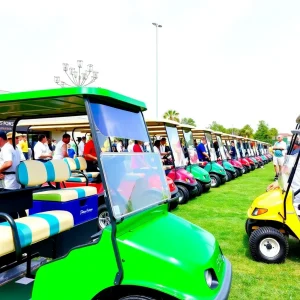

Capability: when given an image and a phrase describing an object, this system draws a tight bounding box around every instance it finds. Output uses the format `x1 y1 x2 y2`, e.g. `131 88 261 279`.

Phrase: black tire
202 183 211 193
177 184 189 204
195 182 203 197
210 174 222 188
225 170 233 181
98 204 110 230
119 296 156 300
250 164 255 171
221 176 226 184
249 227 289 263
245 219 252 236
168 197 179 211
235 168 243 177
243 166 250 174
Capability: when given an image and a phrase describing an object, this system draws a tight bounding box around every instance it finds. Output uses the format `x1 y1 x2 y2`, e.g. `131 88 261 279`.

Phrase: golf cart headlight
252 208 268 216
185 178 190 182
204 269 218 289
205 270 212 287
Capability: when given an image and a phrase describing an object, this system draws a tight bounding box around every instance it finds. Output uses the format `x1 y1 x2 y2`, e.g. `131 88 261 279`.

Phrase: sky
1 0 300 133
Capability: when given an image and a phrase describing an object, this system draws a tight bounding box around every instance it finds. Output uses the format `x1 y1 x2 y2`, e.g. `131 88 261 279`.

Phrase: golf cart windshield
205 133 217 161
165 125 186 167
216 136 226 159
90 102 150 149
278 155 298 191
238 141 246 157
234 140 241 159
101 152 170 219
182 128 199 164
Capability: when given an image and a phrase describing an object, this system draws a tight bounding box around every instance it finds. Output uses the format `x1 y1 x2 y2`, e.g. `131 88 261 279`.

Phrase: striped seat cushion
33 186 97 202
0 210 74 257
66 177 87 183
86 172 100 178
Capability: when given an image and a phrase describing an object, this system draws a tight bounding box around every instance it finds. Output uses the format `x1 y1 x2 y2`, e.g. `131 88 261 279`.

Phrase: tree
163 110 180 122
239 124 254 138
208 121 227 133
181 117 196 127
254 120 272 143
269 128 278 141
226 127 240 135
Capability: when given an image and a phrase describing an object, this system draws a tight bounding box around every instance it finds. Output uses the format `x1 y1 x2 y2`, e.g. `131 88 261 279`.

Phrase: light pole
152 22 162 119
54 60 99 87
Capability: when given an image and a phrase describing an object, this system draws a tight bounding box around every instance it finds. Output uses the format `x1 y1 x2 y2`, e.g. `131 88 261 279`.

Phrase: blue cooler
29 194 98 226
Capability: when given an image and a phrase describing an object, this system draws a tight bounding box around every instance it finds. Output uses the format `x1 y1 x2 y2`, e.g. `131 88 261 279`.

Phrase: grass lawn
174 163 300 300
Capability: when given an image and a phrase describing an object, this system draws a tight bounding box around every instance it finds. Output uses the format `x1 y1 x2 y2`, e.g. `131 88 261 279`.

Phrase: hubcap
259 238 280 258
211 177 217 187
178 190 184 202
98 211 110 229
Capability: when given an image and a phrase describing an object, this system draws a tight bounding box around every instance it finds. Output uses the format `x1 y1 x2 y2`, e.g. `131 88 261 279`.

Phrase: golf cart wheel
250 164 255 171
210 174 221 188
243 166 250 174
195 181 203 197
119 296 156 300
168 198 179 211
225 170 233 181
177 185 189 204
249 227 288 263
245 219 253 236
236 168 243 177
98 204 110 230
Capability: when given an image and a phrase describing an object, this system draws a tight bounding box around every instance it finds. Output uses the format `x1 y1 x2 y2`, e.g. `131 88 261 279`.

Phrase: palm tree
181 117 196 127
163 110 180 122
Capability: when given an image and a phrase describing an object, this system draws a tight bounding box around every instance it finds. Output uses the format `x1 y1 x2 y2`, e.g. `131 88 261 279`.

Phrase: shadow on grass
242 234 252 259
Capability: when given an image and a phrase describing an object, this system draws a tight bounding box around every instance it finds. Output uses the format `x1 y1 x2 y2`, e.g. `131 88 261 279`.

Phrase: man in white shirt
127 140 134 152
273 135 287 180
34 134 52 162
0 131 21 190
78 136 86 156
53 133 71 160
7 132 26 161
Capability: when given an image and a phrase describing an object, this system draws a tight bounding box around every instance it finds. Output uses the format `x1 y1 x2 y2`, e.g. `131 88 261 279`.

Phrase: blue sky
1 0 300 133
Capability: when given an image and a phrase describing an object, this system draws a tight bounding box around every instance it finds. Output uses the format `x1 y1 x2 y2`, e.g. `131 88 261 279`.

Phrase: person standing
196 137 210 161
53 133 71 160
229 141 237 160
19 134 29 160
7 132 26 161
133 140 144 152
127 140 134 152
78 136 86 156
33 134 52 162
0 131 21 190
83 134 98 172
159 138 171 156
273 135 287 180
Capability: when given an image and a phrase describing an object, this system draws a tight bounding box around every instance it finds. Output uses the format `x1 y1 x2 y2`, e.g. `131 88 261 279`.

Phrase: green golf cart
0 87 231 299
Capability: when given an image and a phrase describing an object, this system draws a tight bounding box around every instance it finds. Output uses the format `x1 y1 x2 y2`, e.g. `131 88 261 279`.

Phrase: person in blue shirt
229 141 237 160
196 137 210 161
67 143 76 158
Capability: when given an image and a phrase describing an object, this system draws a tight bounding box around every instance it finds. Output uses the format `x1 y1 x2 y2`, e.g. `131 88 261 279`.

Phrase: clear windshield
183 128 199 164
165 126 186 167
238 141 246 157
100 152 170 219
278 155 297 191
216 136 226 159
223 144 231 159
234 140 241 159
205 133 217 161
90 102 150 151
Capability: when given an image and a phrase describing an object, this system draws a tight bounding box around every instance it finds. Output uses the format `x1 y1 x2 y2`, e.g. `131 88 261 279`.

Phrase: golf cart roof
146 119 180 127
177 123 195 130
192 128 213 134
0 87 147 120
19 117 90 131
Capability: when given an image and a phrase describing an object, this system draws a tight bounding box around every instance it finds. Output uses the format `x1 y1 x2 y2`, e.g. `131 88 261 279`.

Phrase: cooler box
29 195 98 225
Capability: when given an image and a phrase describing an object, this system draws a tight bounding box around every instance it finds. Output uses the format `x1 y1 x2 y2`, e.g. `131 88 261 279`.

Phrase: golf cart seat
63 157 100 183
17 160 97 202
0 210 74 257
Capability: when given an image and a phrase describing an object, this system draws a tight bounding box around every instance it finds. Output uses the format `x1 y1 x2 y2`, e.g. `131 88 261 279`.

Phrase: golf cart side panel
32 229 118 299
247 190 300 238
186 164 211 184
117 212 230 299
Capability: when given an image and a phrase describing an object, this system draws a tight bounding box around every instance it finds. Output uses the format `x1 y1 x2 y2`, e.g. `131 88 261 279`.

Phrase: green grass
174 163 300 300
